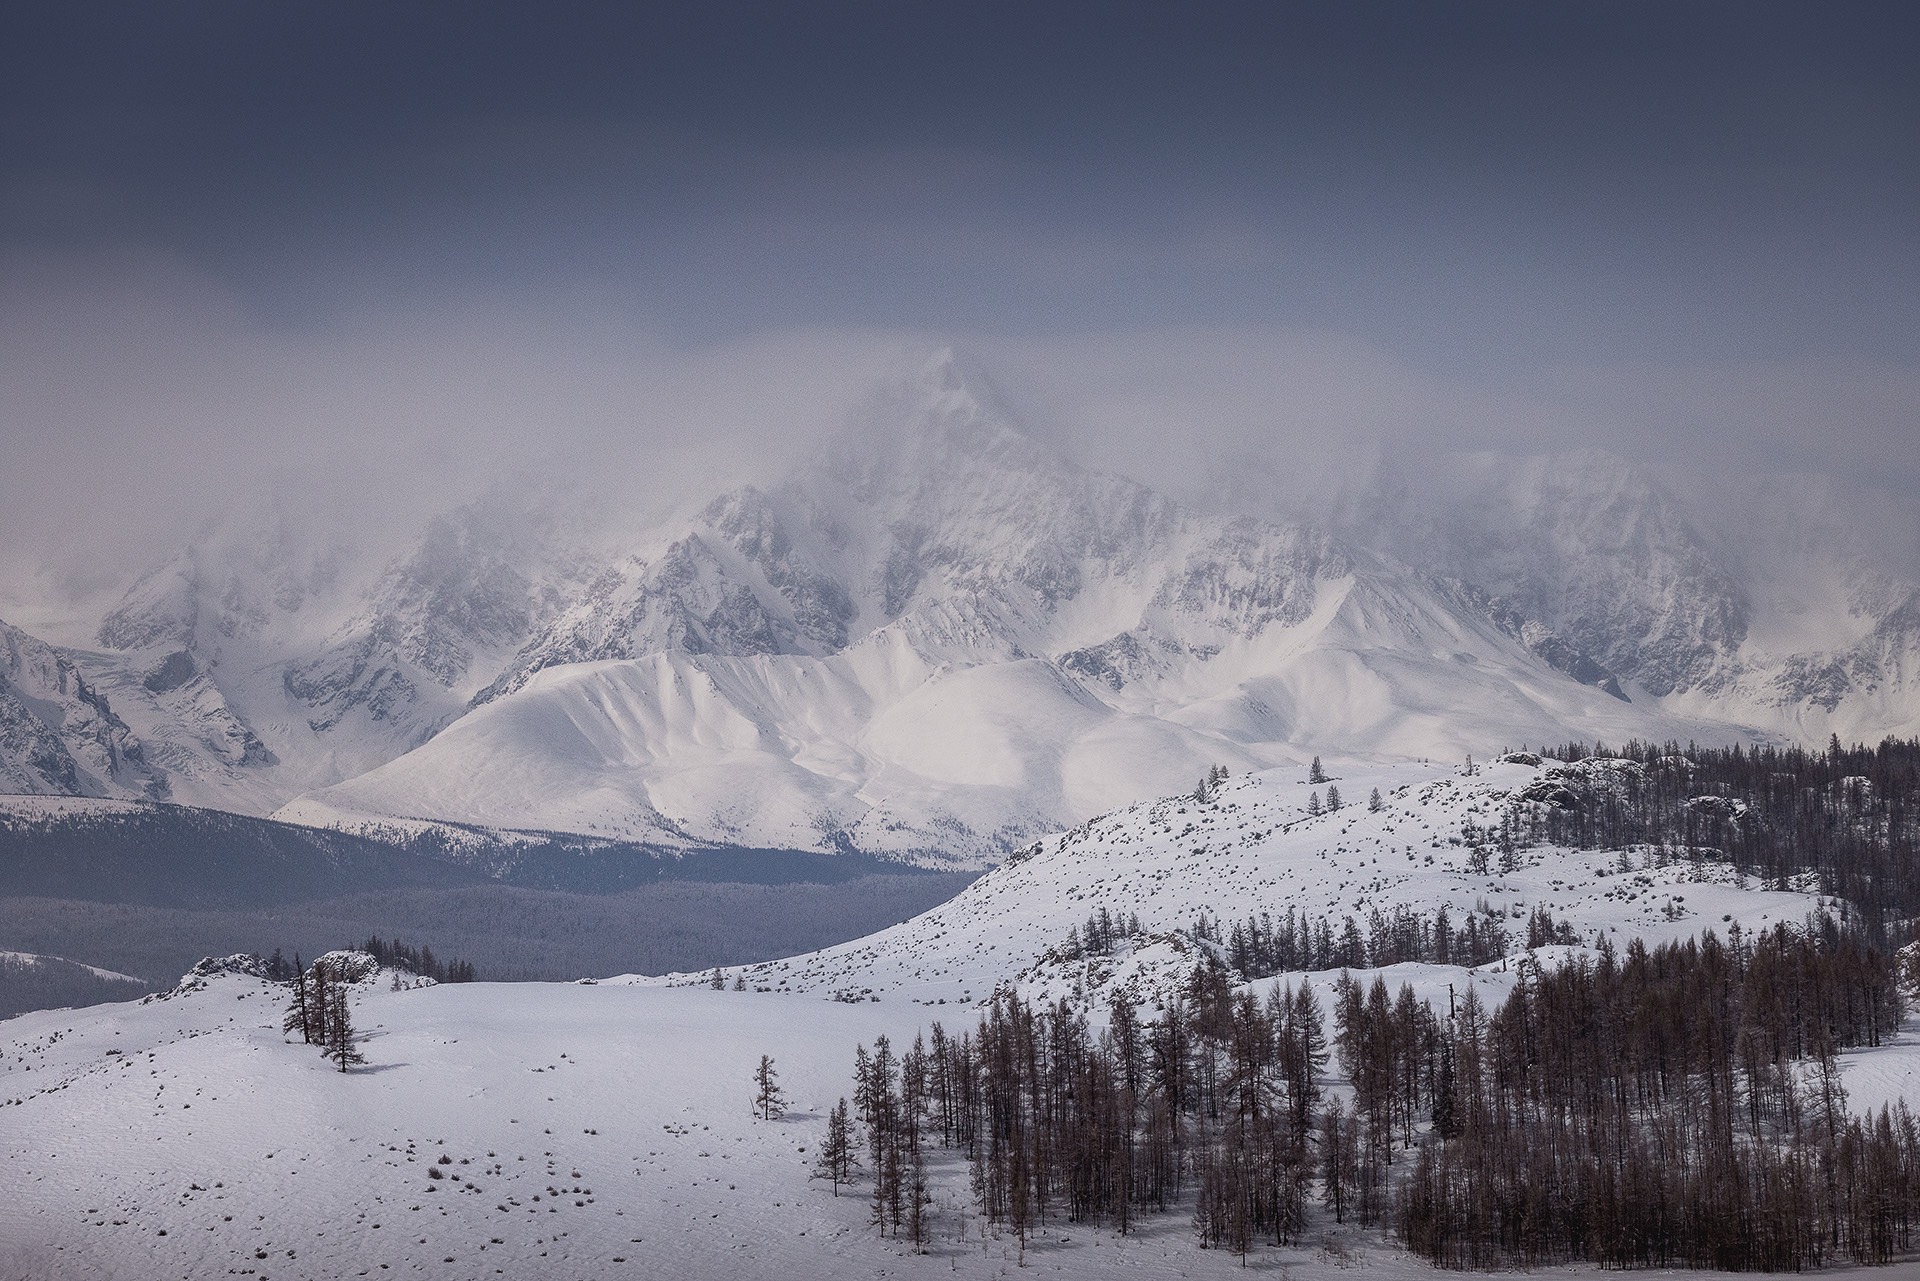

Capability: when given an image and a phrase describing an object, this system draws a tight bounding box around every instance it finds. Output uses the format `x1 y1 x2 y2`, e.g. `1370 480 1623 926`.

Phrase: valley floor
8 973 1920 1281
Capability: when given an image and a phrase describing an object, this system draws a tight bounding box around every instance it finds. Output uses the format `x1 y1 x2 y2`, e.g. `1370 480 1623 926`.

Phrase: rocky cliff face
0 619 164 798
1344 449 1750 698
1323 445 1920 743
284 502 594 735
74 491 596 809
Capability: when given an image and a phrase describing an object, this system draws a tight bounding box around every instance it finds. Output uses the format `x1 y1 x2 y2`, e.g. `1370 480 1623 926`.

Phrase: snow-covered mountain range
5 350 1917 864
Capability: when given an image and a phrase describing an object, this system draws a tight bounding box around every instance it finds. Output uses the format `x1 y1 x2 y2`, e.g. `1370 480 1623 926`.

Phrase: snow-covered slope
709 756 1828 1003
281 579 1710 865
7 962 1359 1281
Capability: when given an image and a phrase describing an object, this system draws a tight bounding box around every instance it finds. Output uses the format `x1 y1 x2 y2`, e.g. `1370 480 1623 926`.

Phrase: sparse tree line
1053 907 1146 960
1195 902 1562 979
357 935 477 984
1057 900 1559 975
1525 737 1920 935
1195 763 1230 803
271 937 476 1073
262 937 475 986
832 912 1914 1268
811 1035 938 1248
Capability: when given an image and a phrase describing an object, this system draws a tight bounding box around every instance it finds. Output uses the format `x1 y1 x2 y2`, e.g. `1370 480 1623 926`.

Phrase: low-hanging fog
3 3 1916 629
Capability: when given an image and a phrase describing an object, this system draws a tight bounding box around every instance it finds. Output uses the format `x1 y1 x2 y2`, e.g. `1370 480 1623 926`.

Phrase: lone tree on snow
753 1054 786 1120
324 981 366 1072
282 953 314 1044
1309 755 1329 784
814 1097 854 1194
1369 787 1385 812
308 958 334 1046
1326 784 1342 811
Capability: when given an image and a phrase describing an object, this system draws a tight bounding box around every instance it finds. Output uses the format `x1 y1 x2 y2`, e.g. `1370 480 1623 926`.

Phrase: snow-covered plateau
7 755 1918 1279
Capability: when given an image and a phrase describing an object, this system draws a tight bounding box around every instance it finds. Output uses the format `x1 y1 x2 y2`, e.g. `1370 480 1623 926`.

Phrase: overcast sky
3 2 1916 602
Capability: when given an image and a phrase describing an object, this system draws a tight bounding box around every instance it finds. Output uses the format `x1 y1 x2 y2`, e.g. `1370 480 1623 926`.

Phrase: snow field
1 974 1407 1281
14 967 1902 1281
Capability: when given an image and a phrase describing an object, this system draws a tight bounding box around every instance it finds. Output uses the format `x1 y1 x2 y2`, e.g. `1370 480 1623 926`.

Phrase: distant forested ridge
1514 738 1920 932
0 950 151 1019
0 799 934 908
0 798 974 1014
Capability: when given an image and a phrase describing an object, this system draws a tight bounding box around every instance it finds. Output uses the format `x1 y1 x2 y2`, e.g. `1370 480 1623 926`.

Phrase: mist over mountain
3 350 1914 866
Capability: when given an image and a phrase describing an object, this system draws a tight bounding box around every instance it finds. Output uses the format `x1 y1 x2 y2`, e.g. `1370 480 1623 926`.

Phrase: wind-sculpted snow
283 586 1710 865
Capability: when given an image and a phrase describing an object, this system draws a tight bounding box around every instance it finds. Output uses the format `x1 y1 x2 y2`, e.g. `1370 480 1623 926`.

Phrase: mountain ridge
6 350 1917 862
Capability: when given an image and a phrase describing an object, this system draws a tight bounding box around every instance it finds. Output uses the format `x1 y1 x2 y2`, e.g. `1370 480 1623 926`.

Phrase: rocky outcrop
0 618 165 798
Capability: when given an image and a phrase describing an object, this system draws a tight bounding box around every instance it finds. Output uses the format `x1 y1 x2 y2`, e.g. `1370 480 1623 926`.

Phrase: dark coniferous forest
845 919 1911 1268
357 935 477 984
1523 737 1920 932
837 738 1920 1269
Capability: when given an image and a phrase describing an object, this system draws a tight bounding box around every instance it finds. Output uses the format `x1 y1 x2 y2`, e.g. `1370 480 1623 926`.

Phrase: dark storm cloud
6 2 1915 356
1 2 1917 602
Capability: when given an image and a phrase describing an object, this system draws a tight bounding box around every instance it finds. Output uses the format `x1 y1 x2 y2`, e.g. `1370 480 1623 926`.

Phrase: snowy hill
706 755 1830 1004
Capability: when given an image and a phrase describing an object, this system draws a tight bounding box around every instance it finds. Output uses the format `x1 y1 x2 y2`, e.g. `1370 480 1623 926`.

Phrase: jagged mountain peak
1334 445 1750 698
820 345 1050 500
95 497 355 656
